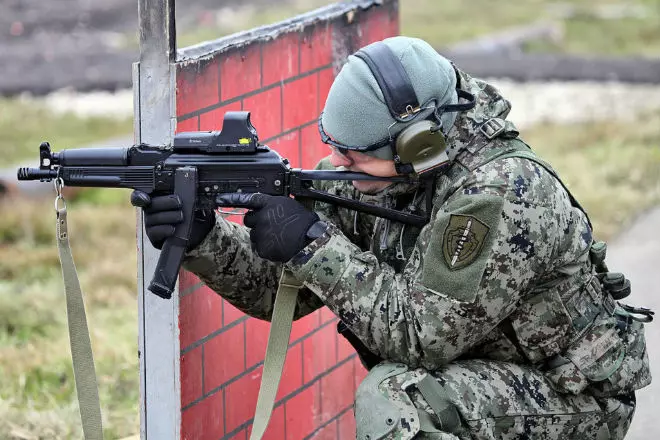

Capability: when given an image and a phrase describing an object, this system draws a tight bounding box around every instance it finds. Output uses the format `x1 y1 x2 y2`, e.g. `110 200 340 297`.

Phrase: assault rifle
17 111 430 299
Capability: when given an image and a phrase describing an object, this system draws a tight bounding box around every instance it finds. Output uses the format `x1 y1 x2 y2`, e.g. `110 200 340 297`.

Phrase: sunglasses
317 113 392 155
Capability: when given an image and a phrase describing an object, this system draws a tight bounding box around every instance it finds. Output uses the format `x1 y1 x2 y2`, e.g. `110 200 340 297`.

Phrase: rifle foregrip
148 167 198 299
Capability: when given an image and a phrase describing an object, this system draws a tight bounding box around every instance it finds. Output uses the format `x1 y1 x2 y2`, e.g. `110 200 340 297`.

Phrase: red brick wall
175 3 398 439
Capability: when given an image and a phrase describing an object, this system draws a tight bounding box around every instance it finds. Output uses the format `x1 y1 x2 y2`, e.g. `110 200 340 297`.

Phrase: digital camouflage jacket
184 70 650 397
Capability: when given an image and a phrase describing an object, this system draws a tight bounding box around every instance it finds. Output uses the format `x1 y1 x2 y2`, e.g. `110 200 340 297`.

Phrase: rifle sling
56 205 104 440
249 268 302 440
57 195 300 440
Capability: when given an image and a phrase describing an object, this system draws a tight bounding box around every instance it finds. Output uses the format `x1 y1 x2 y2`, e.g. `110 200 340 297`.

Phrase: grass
176 0 330 48
401 0 660 56
1 1 660 439
0 98 132 168
174 0 660 57
525 109 660 241
1 105 659 438
523 10 660 57
0 96 135 439
0 199 138 440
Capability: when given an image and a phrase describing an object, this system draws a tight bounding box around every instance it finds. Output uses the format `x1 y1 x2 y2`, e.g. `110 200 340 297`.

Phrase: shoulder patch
442 214 490 270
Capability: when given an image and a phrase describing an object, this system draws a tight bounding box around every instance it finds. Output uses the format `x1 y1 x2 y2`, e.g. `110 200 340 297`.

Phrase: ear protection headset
318 41 476 175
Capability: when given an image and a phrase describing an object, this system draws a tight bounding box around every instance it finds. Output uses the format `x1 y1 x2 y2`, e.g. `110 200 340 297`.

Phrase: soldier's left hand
216 193 320 262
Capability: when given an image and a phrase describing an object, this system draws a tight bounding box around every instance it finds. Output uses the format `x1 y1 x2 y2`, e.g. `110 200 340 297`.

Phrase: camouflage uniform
184 69 652 439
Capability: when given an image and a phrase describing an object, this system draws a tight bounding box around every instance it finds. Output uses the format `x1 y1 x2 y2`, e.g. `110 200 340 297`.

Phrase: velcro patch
442 214 489 270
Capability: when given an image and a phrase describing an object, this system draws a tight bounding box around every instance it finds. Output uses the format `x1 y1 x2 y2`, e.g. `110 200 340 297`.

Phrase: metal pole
135 1 179 439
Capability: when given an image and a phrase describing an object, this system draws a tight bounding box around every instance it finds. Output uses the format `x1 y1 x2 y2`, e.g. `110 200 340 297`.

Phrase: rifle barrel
17 168 57 181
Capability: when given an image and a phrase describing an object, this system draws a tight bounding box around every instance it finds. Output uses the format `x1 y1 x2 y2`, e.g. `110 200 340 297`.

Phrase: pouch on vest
544 309 651 397
507 287 574 363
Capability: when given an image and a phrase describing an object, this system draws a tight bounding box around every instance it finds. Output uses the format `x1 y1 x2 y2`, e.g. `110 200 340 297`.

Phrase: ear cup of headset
395 120 448 173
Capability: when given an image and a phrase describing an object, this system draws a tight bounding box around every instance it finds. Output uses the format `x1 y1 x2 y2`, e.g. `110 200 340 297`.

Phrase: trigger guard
215 192 256 208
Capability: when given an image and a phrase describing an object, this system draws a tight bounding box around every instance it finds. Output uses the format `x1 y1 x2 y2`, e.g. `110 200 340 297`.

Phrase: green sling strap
56 197 104 440
248 268 302 440
58 183 302 440
416 374 461 434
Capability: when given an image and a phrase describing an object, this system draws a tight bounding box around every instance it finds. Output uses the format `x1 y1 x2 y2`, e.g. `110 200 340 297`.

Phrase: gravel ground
24 79 660 130
492 79 660 128
5 78 660 201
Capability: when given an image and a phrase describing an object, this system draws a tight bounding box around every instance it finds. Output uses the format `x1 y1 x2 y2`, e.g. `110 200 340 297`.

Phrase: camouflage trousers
355 360 635 440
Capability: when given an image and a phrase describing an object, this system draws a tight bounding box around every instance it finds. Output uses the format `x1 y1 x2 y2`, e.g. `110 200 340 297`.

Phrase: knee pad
355 362 462 440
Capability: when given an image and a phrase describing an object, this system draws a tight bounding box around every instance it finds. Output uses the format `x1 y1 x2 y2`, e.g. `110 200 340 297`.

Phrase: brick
320 307 337 325
289 310 319 343
177 58 220 116
243 86 283 141
317 68 335 114
282 75 317 132
204 323 246 391
261 33 300 86
337 331 357 362
224 299 247 327
181 345 203 408
310 421 337 440
180 285 223 350
181 390 224 440
319 362 355 423
226 428 246 440
247 404 285 440
354 358 368 388
245 317 270 368
357 7 398 48
268 130 300 167
179 269 202 295
338 409 357 440
276 343 303 401
300 25 332 72
199 101 242 131
300 123 329 169
220 46 262 102
221 213 246 227
176 116 199 133
303 324 337 384
285 382 321 439
225 366 264 433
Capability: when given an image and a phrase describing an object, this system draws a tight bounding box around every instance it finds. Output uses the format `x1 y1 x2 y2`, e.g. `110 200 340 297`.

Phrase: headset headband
354 42 421 120
354 42 475 123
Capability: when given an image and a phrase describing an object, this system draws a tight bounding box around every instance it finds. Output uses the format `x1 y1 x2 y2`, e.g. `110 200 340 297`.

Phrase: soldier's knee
354 363 464 440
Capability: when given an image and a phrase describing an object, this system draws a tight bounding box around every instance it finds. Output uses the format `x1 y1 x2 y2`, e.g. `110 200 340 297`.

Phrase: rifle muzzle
17 168 58 181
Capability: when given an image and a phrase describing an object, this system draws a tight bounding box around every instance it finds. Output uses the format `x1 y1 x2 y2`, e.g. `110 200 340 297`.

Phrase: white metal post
135 0 179 438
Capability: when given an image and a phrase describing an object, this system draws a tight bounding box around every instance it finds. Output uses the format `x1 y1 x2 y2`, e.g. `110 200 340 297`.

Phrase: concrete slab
605 206 660 439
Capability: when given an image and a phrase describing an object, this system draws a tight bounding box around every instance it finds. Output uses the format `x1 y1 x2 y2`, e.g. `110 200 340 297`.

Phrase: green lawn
524 109 660 240
1 0 660 438
176 0 660 57
402 0 660 56
0 99 132 168
2 105 659 438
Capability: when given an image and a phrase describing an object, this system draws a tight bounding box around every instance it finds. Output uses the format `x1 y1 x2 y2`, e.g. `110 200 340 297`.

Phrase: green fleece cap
320 36 458 159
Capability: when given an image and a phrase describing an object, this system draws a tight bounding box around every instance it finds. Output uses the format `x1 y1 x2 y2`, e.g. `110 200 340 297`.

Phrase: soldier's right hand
130 190 215 251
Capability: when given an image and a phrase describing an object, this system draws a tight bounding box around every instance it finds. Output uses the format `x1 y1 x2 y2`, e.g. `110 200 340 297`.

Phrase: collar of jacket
443 69 519 163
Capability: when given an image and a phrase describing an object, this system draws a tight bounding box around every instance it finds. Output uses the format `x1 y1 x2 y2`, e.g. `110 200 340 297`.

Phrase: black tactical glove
130 190 215 251
216 193 324 262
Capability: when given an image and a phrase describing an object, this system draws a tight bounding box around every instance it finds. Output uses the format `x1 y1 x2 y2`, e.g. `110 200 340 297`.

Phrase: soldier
133 37 652 439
